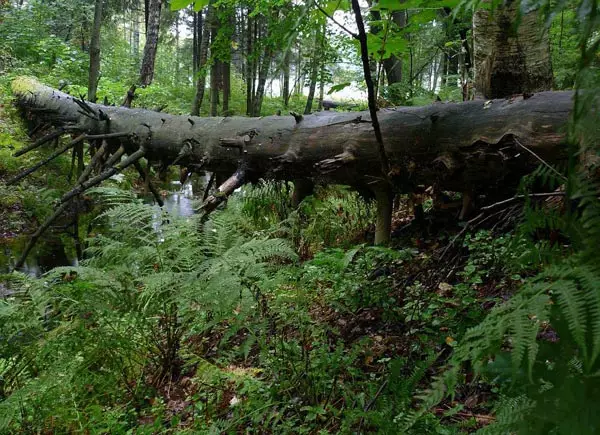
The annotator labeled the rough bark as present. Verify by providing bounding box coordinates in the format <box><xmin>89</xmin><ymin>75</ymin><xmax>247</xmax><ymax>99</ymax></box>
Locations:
<box><xmin>318</xmin><ymin>65</ymin><xmax>325</xmax><ymax>112</ymax></box>
<box><xmin>209</xmin><ymin>5</ymin><xmax>221</xmax><ymax>117</ymax></box>
<box><xmin>139</xmin><ymin>0</ymin><xmax>161</xmax><ymax>86</ymax></box>
<box><xmin>473</xmin><ymin>2</ymin><xmax>553</xmax><ymax>99</ymax></box>
<box><xmin>192</xmin><ymin>12</ymin><xmax>199</xmax><ymax>78</ymax></box>
<box><xmin>252</xmin><ymin>44</ymin><xmax>271</xmax><ymax>117</ymax></box>
<box><xmin>87</xmin><ymin>0</ymin><xmax>103</xmax><ymax>103</ymax></box>
<box><xmin>222</xmin><ymin>61</ymin><xmax>230</xmax><ymax>115</ymax></box>
<box><xmin>210</xmin><ymin>60</ymin><xmax>221</xmax><ymax>116</ymax></box>
<box><xmin>10</xmin><ymin>77</ymin><xmax>574</xmax><ymax>263</ymax></box>
<box><xmin>12</xmin><ymin>77</ymin><xmax>573</xmax><ymax>190</ymax></box>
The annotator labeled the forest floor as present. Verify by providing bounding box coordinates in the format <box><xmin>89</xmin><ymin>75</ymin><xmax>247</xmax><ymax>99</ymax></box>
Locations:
<box><xmin>0</xmin><ymin>79</ymin><xmax>533</xmax><ymax>433</ymax></box>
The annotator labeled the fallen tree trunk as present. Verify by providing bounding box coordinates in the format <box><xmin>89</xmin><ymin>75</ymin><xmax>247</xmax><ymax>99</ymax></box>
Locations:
<box><xmin>10</xmin><ymin>77</ymin><xmax>573</xmax><ymax>265</ymax></box>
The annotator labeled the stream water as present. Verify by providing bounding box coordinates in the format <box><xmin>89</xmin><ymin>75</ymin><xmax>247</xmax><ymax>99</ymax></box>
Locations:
<box><xmin>0</xmin><ymin>180</ymin><xmax>198</xmax><ymax>277</ymax></box>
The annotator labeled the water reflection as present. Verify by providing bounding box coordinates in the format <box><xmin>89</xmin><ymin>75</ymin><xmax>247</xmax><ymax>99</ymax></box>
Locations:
<box><xmin>0</xmin><ymin>237</ymin><xmax>77</xmax><ymax>277</ymax></box>
<box><xmin>1</xmin><ymin>182</ymin><xmax>201</xmax><ymax>277</ymax></box>
<box><xmin>162</xmin><ymin>180</ymin><xmax>196</xmax><ymax>217</ymax></box>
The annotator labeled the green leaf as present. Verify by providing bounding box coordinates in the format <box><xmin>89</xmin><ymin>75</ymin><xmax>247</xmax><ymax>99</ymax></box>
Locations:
<box><xmin>327</xmin><ymin>82</ymin><xmax>351</xmax><ymax>94</ymax></box>
<box><xmin>322</xmin><ymin>0</ymin><xmax>350</xmax><ymax>15</ymax></box>
<box><xmin>193</xmin><ymin>0</ymin><xmax>209</xmax><ymax>11</ymax></box>
<box><xmin>375</xmin><ymin>0</ymin><xmax>460</xmax><ymax>11</ymax></box>
<box><xmin>170</xmin><ymin>0</ymin><xmax>194</xmax><ymax>10</ymax></box>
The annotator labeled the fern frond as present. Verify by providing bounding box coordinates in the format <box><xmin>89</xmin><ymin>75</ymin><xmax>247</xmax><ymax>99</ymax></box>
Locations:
<box><xmin>554</xmin><ymin>278</ymin><xmax>588</xmax><ymax>360</ymax></box>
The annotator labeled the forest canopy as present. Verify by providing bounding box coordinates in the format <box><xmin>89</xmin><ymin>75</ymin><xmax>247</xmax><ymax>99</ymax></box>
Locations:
<box><xmin>0</xmin><ymin>0</ymin><xmax>598</xmax><ymax>433</ymax></box>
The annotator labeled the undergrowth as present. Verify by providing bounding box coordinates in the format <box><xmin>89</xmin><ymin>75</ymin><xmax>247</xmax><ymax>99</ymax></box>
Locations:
<box><xmin>0</xmin><ymin>181</ymin><xmax>527</xmax><ymax>433</ymax></box>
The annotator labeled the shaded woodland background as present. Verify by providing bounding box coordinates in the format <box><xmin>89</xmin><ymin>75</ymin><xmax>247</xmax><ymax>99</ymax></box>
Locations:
<box><xmin>0</xmin><ymin>0</ymin><xmax>599</xmax><ymax>433</ymax></box>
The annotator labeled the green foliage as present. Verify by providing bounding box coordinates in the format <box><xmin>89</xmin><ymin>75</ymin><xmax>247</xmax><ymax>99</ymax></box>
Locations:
<box><xmin>281</xmin><ymin>186</ymin><xmax>376</xmax><ymax>255</ymax></box>
<box><xmin>409</xmin><ymin>1</ymin><xmax>600</xmax><ymax>431</ymax></box>
<box><xmin>1</xmin><ymin>0</ymin><xmax>598</xmax><ymax>432</ymax></box>
<box><xmin>0</xmin><ymin>187</ymin><xmax>298</xmax><ymax>432</ymax></box>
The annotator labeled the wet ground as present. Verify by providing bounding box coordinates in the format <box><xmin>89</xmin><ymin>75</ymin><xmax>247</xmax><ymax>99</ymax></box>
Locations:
<box><xmin>0</xmin><ymin>180</ymin><xmax>198</xmax><ymax>277</ymax></box>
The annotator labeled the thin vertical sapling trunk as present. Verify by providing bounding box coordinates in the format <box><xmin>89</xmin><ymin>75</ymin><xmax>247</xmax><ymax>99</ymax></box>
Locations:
<box><xmin>87</xmin><ymin>0</ymin><xmax>103</xmax><ymax>103</ymax></box>
<box><xmin>304</xmin><ymin>27</ymin><xmax>320</xmax><ymax>115</ymax></box>
<box><xmin>192</xmin><ymin>7</ymin><xmax>210</xmax><ymax>116</ymax></box>
<box><xmin>351</xmin><ymin>0</ymin><xmax>392</xmax><ymax>244</ymax></box>
<box><xmin>282</xmin><ymin>49</ymin><xmax>290</xmax><ymax>108</ymax></box>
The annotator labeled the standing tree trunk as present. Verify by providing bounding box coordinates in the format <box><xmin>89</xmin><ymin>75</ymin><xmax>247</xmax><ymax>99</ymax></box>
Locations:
<box><xmin>222</xmin><ymin>61</ymin><xmax>231</xmax><ymax>115</ymax></box>
<box><xmin>282</xmin><ymin>49</ymin><xmax>290</xmax><ymax>108</ymax></box>
<box><xmin>210</xmin><ymin>61</ymin><xmax>221</xmax><ymax>116</ymax></box>
<box><xmin>382</xmin><ymin>11</ymin><xmax>406</xmax><ymax>85</ymax></box>
<box><xmin>473</xmin><ymin>2</ymin><xmax>553</xmax><ymax>99</ymax></box>
<box><xmin>304</xmin><ymin>27</ymin><xmax>322</xmax><ymax>115</ymax></box>
<box><xmin>252</xmin><ymin>47</ymin><xmax>271</xmax><ymax>116</ymax></box>
<box><xmin>174</xmin><ymin>11</ymin><xmax>180</xmax><ymax>84</ymax></box>
<box><xmin>132</xmin><ymin>10</ymin><xmax>140</xmax><ymax>64</ymax></box>
<box><xmin>209</xmin><ymin>8</ymin><xmax>221</xmax><ymax>117</ymax></box>
<box><xmin>139</xmin><ymin>0</ymin><xmax>162</xmax><ymax>86</ymax></box>
<box><xmin>251</xmin><ymin>16</ymin><xmax>272</xmax><ymax>117</ymax></box>
<box><xmin>191</xmin><ymin>8</ymin><xmax>210</xmax><ymax>116</ymax></box>
<box><xmin>87</xmin><ymin>0</ymin><xmax>103</xmax><ymax>103</ymax></box>
<box><xmin>245</xmin><ymin>11</ymin><xmax>254</xmax><ymax>115</ymax></box>
<box><xmin>318</xmin><ymin>62</ymin><xmax>325</xmax><ymax>111</ymax></box>
<box><xmin>221</xmin><ymin>13</ymin><xmax>233</xmax><ymax>115</ymax></box>
<box><xmin>192</xmin><ymin>11</ymin><xmax>198</xmax><ymax>78</ymax></box>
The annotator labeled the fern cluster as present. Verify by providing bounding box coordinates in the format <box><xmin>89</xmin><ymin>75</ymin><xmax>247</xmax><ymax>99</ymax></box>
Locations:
<box><xmin>0</xmin><ymin>186</ymin><xmax>298</xmax><ymax>432</ymax></box>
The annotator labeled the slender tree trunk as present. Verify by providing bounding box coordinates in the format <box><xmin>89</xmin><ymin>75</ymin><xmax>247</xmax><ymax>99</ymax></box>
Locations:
<box><xmin>245</xmin><ymin>11</ymin><xmax>254</xmax><ymax>115</ymax></box>
<box><xmin>304</xmin><ymin>28</ymin><xmax>321</xmax><ymax>115</ymax></box>
<box><xmin>132</xmin><ymin>11</ymin><xmax>140</xmax><ymax>63</ymax></box>
<box><xmin>432</xmin><ymin>53</ymin><xmax>442</xmax><ymax>92</ymax></box>
<box><xmin>210</xmin><ymin>61</ymin><xmax>221</xmax><ymax>117</ymax></box>
<box><xmin>144</xmin><ymin>0</ymin><xmax>149</xmax><ymax>32</ymax></box>
<box><xmin>174</xmin><ymin>12</ymin><xmax>180</xmax><ymax>84</ymax></box>
<box><xmin>222</xmin><ymin>60</ymin><xmax>230</xmax><ymax>114</ymax></box>
<box><xmin>294</xmin><ymin>45</ymin><xmax>302</xmax><ymax>96</ymax></box>
<box><xmin>282</xmin><ymin>49</ymin><xmax>290</xmax><ymax>108</ymax></box>
<box><xmin>250</xmin><ymin>16</ymin><xmax>271</xmax><ymax>117</ymax></box>
<box><xmin>192</xmin><ymin>12</ymin><xmax>198</xmax><ymax>78</ymax></box>
<box><xmin>192</xmin><ymin>9</ymin><xmax>210</xmax><ymax>116</ymax></box>
<box><xmin>209</xmin><ymin>8</ymin><xmax>221</xmax><ymax>117</ymax></box>
<box><xmin>221</xmin><ymin>13</ymin><xmax>233</xmax><ymax>115</ymax></box>
<box><xmin>87</xmin><ymin>0</ymin><xmax>103</xmax><ymax>103</ymax></box>
<box><xmin>250</xmin><ymin>17</ymin><xmax>259</xmax><ymax>114</ymax></box>
<box><xmin>252</xmin><ymin>47</ymin><xmax>271</xmax><ymax>116</ymax></box>
<box><xmin>318</xmin><ymin>63</ymin><xmax>325</xmax><ymax>111</ymax></box>
<box><xmin>139</xmin><ymin>0</ymin><xmax>161</xmax><ymax>86</ymax></box>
